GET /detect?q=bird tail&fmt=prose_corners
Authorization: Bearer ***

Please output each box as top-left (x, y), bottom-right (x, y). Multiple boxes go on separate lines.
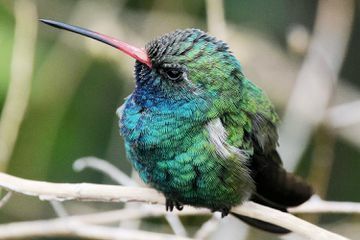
top-left (232, 150), bottom-right (313, 234)
top-left (231, 194), bottom-right (291, 234)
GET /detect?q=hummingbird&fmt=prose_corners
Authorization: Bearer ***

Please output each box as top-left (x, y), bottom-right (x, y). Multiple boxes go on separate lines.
top-left (40, 19), bottom-right (313, 233)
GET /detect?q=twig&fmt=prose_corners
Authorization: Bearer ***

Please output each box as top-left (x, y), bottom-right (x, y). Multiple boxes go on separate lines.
top-left (1, 196), bottom-right (359, 240)
top-left (326, 100), bottom-right (360, 128)
top-left (205, 0), bottom-right (227, 40)
top-left (164, 213), bottom-right (188, 237)
top-left (0, 172), bottom-right (351, 240)
top-left (50, 201), bottom-right (68, 217)
top-left (290, 195), bottom-right (360, 214)
top-left (0, 191), bottom-right (12, 209)
top-left (29, 206), bottom-right (208, 225)
top-left (73, 157), bottom-right (137, 187)
top-left (74, 157), bottom-right (188, 236)
top-left (194, 214), bottom-right (221, 240)
top-left (233, 202), bottom-right (348, 240)
top-left (0, 219), bottom-right (192, 240)
top-left (0, 172), bottom-right (164, 203)
top-left (0, 0), bottom-right (38, 171)
top-left (74, 157), bottom-right (142, 230)
top-left (279, 0), bottom-right (355, 170)
top-left (0, 196), bottom-right (351, 227)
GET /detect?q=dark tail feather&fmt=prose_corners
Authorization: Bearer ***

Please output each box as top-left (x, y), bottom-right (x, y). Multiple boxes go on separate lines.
top-left (250, 150), bottom-right (313, 207)
top-left (232, 150), bottom-right (313, 234)
top-left (232, 213), bottom-right (291, 234)
top-left (231, 194), bottom-right (291, 234)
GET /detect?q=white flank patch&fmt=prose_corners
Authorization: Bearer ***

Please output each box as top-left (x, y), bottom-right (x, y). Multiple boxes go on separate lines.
top-left (206, 118), bottom-right (248, 160)
top-left (116, 104), bottom-right (125, 127)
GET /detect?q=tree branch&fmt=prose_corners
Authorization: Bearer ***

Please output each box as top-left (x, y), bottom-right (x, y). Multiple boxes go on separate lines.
top-left (0, 219), bottom-right (192, 240)
top-left (290, 195), bottom-right (360, 214)
top-left (0, 173), bottom-right (352, 240)
top-left (279, 0), bottom-right (355, 170)
top-left (73, 157), bottom-right (188, 236)
top-left (0, 191), bottom-right (12, 209)
top-left (0, 0), bottom-right (38, 171)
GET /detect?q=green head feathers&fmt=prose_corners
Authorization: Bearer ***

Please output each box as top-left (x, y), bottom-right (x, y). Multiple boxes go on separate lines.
top-left (135, 29), bottom-right (243, 104)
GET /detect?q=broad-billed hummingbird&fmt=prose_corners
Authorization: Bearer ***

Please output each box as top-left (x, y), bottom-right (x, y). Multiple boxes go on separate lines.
top-left (40, 19), bottom-right (313, 233)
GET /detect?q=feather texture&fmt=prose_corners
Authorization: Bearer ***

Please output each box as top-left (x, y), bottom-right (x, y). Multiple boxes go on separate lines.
top-left (118, 28), bottom-right (313, 233)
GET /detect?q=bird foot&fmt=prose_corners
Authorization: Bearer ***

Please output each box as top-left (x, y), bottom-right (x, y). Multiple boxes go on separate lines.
top-left (166, 199), bottom-right (183, 211)
top-left (211, 207), bottom-right (230, 218)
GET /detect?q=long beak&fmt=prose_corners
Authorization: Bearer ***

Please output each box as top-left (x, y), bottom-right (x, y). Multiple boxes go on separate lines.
top-left (40, 19), bottom-right (152, 68)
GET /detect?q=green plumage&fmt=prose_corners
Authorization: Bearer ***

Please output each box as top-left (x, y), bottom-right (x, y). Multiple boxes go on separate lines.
top-left (39, 20), bottom-right (312, 234)
top-left (118, 28), bottom-right (312, 232)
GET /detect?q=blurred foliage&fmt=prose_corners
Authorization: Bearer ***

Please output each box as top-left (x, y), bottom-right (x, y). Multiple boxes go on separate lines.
top-left (0, 0), bottom-right (359, 239)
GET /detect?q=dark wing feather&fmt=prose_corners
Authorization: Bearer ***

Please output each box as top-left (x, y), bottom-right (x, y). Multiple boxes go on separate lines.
top-left (249, 148), bottom-right (313, 208)
top-left (233, 114), bottom-right (313, 234)
top-left (230, 77), bottom-right (313, 233)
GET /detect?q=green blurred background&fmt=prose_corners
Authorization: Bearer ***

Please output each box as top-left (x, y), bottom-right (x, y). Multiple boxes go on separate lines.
top-left (0, 0), bottom-right (359, 239)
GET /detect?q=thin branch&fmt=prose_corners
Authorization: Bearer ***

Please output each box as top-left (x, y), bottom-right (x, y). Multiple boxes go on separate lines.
top-left (1, 196), bottom-right (351, 227)
top-left (194, 214), bottom-right (221, 240)
top-left (0, 219), bottom-right (192, 240)
top-left (326, 100), bottom-right (360, 128)
top-left (1, 197), bottom-right (359, 240)
top-left (0, 0), bottom-right (38, 171)
top-left (0, 173), bottom-right (352, 240)
top-left (73, 157), bottom-right (188, 236)
top-left (279, 0), bottom-right (355, 170)
top-left (164, 213), bottom-right (188, 237)
top-left (233, 202), bottom-right (348, 240)
top-left (0, 191), bottom-right (12, 209)
top-left (34, 206), bottom-right (208, 226)
top-left (73, 157), bottom-right (137, 187)
top-left (0, 172), bottom-right (164, 203)
top-left (290, 195), bottom-right (360, 214)
top-left (205, 0), bottom-right (227, 40)
top-left (50, 201), bottom-right (68, 218)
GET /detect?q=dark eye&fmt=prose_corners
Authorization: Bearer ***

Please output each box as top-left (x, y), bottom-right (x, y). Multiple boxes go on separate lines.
top-left (164, 68), bottom-right (182, 81)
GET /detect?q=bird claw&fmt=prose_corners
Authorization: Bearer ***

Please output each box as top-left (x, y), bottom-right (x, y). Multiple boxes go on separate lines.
top-left (166, 199), bottom-right (174, 211)
top-left (221, 207), bottom-right (230, 218)
top-left (211, 207), bottom-right (230, 218)
top-left (175, 201), bottom-right (184, 211)
top-left (166, 199), bottom-right (183, 212)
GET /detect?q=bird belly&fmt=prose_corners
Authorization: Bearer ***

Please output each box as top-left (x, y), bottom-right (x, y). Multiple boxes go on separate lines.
top-left (151, 144), bottom-right (249, 210)
top-left (121, 111), bottom-right (253, 209)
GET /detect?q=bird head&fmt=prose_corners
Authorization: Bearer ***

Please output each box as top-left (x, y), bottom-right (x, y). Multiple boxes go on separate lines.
top-left (140, 29), bottom-right (243, 101)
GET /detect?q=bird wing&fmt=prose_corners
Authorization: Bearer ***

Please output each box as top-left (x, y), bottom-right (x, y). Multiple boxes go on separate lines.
top-left (234, 77), bottom-right (312, 206)
top-left (237, 77), bottom-right (280, 154)
top-left (225, 77), bottom-right (313, 233)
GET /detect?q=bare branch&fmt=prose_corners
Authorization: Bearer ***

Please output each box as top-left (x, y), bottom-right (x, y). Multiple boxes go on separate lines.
top-left (0, 172), bottom-right (164, 203)
top-left (279, 0), bottom-right (355, 170)
top-left (0, 173), bottom-right (352, 239)
top-left (233, 202), bottom-right (348, 240)
top-left (326, 100), bottom-right (360, 128)
top-left (73, 157), bottom-right (188, 236)
top-left (73, 157), bottom-right (137, 186)
top-left (194, 214), bottom-right (221, 240)
top-left (205, 0), bottom-right (227, 40)
top-left (0, 220), bottom-right (192, 240)
top-left (291, 195), bottom-right (360, 214)
top-left (1, 197), bottom-right (359, 240)
top-left (49, 201), bottom-right (68, 218)
top-left (0, 191), bottom-right (12, 209)
top-left (0, 0), bottom-right (38, 171)
top-left (39, 206), bottom-right (208, 225)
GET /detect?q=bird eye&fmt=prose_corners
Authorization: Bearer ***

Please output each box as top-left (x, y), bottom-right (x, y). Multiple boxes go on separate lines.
top-left (164, 68), bottom-right (182, 82)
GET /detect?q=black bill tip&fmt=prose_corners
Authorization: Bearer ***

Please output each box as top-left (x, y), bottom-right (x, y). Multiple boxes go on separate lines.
top-left (39, 19), bottom-right (89, 35)
top-left (39, 19), bottom-right (65, 29)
